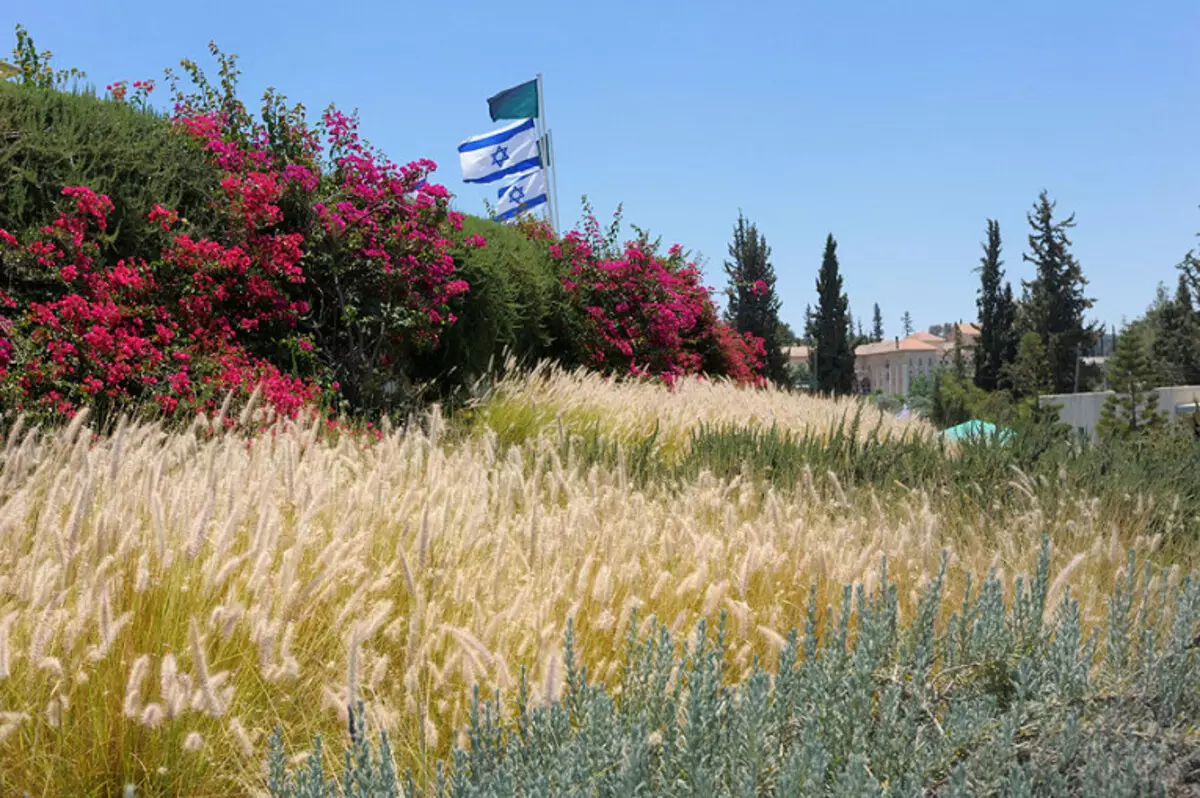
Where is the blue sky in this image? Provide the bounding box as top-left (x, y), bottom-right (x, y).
top-left (10, 1), bottom-right (1199, 337)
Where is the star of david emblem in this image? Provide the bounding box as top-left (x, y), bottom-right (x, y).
top-left (508, 185), bottom-right (526, 205)
top-left (491, 145), bottom-right (509, 168)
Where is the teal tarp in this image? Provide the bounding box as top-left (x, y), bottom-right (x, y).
top-left (939, 419), bottom-right (1014, 443)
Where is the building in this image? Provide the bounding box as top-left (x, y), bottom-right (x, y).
top-left (854, 324), bottom-right (979, 397)
top-left (784, 345), bottom-right (811, 369)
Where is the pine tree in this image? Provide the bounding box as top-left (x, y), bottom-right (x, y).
top-left (901, 311), bottom-right (914, 337)
top-left (1098, 325), bottom-right (1166, 439)
top-left (974, 219), bottom-right (1017, 391)
top-left (813, 234), bottom-right (855, 395)
top-left (1004, 331), bottom-right (1051, 398)
top-left (1151, 275), bottom-right (1200, 385)
top-left (723, 212), bottom-right (789, 384)
top-left (871, 303), bottom-right (884, 342)
top-left (802, 304), bottom-right (815, 344)
top-left (1021, 191), bottom-right (1098, 393)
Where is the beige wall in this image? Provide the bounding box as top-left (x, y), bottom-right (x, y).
top-left (857, 351), bottom-right (942, 396)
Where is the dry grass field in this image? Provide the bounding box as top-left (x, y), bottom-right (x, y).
top-left (0, 370), bottom-right (1187, 794)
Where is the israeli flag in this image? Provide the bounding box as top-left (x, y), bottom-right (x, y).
top-left (493, 168), bottom-right (548, 222)
top-left (458, 118), bottom-right (541, 184)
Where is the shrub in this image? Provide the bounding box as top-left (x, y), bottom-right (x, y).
top-left (0, 185), bottom-right (318, 420)
top-left (518, 207), bottom-right (767, 387)
top-left (263, 543), bottom-right (1200, 796)
top-left (1, 35), bottom-right (470, 421)
top-left (406, 215), bottom-right (567, 404)
top-left (0, 76), bottom-right (221, 266)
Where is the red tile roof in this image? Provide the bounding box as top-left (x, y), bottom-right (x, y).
top-left (855, 338), bottom-right (939, 356)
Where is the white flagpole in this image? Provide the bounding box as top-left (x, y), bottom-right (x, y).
top-left (535, 72), bottom-right (559, 233)
top-left (547, 129), bottom-right (561, 236)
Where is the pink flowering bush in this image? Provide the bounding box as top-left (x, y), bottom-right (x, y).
top-left (0, 185), bottom-right (319, 420)
top-left (166, 45), bottom-right (468, 412)
top-left (0, 30), bottom-right (764, 426)
top-left (521, 205), bottom-right (766, 386)
top-left (0, 38), bottom-right (470, 421)
top-left (712, 321), bottom-right (768, 386)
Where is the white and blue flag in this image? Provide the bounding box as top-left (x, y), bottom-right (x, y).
top-left (458, 118), bottom-right (541, 184)
top-left (493, 168), bottom-right (548, 222)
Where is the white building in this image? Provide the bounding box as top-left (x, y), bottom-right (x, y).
top-left (1038, 385), bottom-right (1200, 440)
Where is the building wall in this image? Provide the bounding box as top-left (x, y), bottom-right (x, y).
top-left (857, 351), bottom-right (944, 397)
top-left (1039, 385), bottom-right (1200, 440)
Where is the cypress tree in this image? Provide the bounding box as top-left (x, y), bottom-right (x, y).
top-left (974, 219), bottom-right (1017, 391)
top-left (723, 212), bottom-right (788, 384)
top-left (901, 311), bottom-right (914, 337)
top-left (871, 303), bottom-right (884, 342)
top-left (813, 234), bottom-right (854, 395)
top-left (1021, 191), bottom-right (1098, 393)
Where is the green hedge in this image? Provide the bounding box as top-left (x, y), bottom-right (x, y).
top-left (409, 216), bottom-right (580, 403)
top-left (0, 82), bottom-right (221, 263)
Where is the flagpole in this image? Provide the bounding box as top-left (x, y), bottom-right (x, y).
top-left (535, 72), bottom-right (558, 234)
top-left (547, 129), bottom-right (561, 237)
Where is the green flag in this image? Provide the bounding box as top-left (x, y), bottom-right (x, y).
top-left (487, 78), bottom-right (538, 121)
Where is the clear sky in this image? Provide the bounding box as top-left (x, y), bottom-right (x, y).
top-left (10, 1), bottom-right (1199, 337)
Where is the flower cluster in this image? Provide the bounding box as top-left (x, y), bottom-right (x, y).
top-left (1, 54), bottom-right (479, 421)
top-left (712, 322), bottom-right (768, 387)
top-left (540, 212), bottom-right (765, 386)
top-left (0, 187), bottom-right (319, 419)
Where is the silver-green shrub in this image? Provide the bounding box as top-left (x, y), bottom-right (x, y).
top-left (262, 540), bottom-right (1200, 797)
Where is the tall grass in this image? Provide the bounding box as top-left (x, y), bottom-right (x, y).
top-left (0, 371), bottom-right (1193, 794)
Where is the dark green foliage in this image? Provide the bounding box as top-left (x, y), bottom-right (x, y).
top-left (974, 220), bottom-right (1017, 391)
top-left (871, 302), bottom-right (884, 342)
top-left (0, 80), bottom-right (222, 268)
top-left (722, 212), bottom-right (788, 385)
top-left (265, 547), bottom-right (1200, 796)
top-left (812, 234), bottom-right (855, 395)
top-left (1006, 331), bottom-right (1052, 398)
top-left (901, 311), bottom-right (914, 337)
top-left (1147, 276), bottom-right (1200, 386)
top-left (408, 217), bottom-right (568, 406)
top-left (1099, 325), bottom-right (1166, 440)
top-left (1020, 192), bottom-right (1098, 394)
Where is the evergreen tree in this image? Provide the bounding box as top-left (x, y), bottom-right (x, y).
top-left (974, 219), bottom-right (1017, 391)
top-left (1151, 275), bottom-right (1200, 385)
top-left (1000, 283), bottom-right (1018, 369)
top-left (1004, 331), bottom-right (1051, 398)
top-left (901, 311), bottom-right (914, 337)
top-left (723, 212), bottom-right (789, 384)
top-left (813, 234), bottom-right (855, 395)
top-left (1180, 226), bottom-right (1200, 300)
top-left (951, 325), bottom-right (968, 380)
top-left (802, 304), bottom-right (815, 344)
top-left (1098, 325), bottom-right (1166, 439)
top-left (871, 303), bottom-right (884, 342)
top-left (1020, 191), bottom-right (1098, 393)
top-left (856, 319), bottom-right (866, 344)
